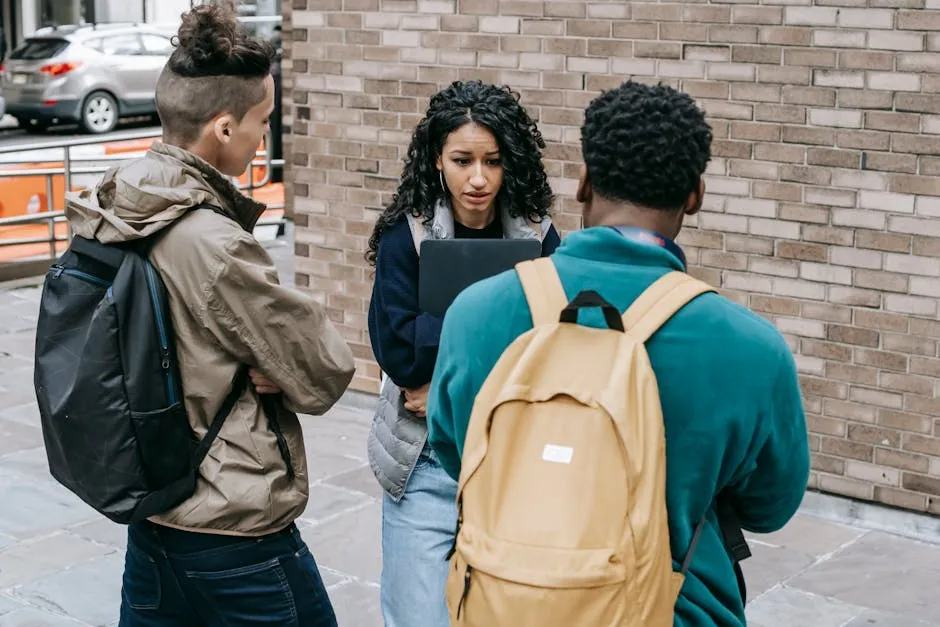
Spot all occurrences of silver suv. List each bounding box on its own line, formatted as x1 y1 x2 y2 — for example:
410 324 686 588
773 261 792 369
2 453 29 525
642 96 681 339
1 24 173 134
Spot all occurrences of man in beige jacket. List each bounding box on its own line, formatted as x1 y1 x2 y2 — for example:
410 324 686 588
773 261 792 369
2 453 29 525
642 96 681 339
65 5 354 626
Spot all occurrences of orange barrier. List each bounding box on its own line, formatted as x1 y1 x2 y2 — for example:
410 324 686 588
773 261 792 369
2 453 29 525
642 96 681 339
0 222 69 263
1 136 284 264
0 164 70 219
103 137 155 155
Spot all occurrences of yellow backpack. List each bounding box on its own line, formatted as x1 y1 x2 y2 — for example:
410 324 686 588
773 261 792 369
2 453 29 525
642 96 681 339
446 257 716 627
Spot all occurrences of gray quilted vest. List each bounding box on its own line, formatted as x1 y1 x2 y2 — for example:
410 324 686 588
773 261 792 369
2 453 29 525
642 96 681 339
367 376 428 501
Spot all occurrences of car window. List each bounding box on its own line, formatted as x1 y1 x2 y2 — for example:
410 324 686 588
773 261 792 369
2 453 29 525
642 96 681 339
99 34 142 56
140 34 173 56
10 38 69 60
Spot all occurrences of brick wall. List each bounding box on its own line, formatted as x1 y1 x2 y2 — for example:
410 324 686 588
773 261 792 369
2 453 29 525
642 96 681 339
284 0 940 515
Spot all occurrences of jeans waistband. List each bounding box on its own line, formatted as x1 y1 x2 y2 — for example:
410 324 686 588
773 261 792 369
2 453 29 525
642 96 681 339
142 520 300 555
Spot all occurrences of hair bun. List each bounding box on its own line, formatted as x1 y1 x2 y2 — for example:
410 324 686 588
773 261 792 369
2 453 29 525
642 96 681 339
175 3 238 69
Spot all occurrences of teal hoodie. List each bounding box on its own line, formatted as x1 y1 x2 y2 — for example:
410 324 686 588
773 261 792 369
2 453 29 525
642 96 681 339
427 226 810 626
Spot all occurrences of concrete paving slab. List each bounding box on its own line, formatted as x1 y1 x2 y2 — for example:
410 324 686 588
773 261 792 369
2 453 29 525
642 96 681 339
0 532 114 588
0 469 97 540
299 503 383 585
3 315 39 336
0 367 42 409
740 540 817 599
0 402 41 430
0 606 89 626
305 451 369 483
742 514 870 598
328 580 382 627
746 586 866 627
4 287 41 304
13 552 124 626
302 483 374 525
301 407 373 460
325 465 385 500
0 354 24 375
302 409 374 487
752 511 868 558
318 566 350 590
68 520 127 553
0 593 24 615
787 531 940 622
0 418 42 457
0 331 35 363
0 448 53 481
845 610 940 626
3 310 38 334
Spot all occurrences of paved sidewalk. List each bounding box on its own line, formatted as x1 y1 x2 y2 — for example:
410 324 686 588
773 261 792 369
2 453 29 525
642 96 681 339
1 236 939 626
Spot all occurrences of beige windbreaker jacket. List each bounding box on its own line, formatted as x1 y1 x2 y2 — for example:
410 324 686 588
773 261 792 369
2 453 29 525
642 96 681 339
65 142 356 536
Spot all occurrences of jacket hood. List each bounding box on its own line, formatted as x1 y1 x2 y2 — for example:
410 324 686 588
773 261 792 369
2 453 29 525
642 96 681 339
65 141 266 244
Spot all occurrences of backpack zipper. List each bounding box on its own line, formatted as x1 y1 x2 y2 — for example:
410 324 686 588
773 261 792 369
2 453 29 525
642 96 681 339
456 564 473 619
143 262 177 406
50 265 111 287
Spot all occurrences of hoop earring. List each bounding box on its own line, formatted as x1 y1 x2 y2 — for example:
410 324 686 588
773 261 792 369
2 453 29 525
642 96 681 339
439 170 446 194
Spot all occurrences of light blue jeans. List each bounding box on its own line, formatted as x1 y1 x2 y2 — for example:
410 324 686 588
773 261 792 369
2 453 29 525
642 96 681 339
380 444 459 627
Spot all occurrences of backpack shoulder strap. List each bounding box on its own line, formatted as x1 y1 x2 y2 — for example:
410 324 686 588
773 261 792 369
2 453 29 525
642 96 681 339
622 271 715 343
192 365 251 470
515 257 567 327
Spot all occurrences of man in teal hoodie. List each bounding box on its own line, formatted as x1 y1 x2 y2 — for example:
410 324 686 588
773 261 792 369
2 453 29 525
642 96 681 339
426 80 810 626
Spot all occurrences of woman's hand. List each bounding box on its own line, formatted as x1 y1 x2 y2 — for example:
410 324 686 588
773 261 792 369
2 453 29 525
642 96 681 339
250 368 281 395
402 383 430 417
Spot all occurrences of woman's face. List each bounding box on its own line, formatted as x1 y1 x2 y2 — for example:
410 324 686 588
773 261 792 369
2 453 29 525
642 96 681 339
436 122 504 226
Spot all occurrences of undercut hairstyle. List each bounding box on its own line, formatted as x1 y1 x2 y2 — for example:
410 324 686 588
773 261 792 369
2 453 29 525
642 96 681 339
581 80 713 211
366 80 555 265
156 2 276 145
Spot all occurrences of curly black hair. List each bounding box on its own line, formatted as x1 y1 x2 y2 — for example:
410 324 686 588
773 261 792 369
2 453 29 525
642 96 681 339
581 80 712 211
366 80 554 264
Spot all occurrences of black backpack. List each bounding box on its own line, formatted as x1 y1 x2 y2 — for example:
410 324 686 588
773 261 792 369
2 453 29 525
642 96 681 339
33 224 260 524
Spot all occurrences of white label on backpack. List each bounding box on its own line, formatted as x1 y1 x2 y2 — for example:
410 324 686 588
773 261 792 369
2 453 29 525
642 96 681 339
542 444 574 464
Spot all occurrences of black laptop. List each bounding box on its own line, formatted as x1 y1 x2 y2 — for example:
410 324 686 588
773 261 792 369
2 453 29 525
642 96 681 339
418 239 542 317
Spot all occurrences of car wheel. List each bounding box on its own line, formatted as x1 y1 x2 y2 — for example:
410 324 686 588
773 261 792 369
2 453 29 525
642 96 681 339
81 91 119 134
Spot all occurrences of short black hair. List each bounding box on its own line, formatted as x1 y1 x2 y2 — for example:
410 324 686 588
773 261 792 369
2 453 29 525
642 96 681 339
156 2 276 145
581 80 712 211
366 81 554 265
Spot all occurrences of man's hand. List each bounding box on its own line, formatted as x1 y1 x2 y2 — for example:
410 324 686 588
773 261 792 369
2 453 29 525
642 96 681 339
250 368 281 395
402 383 430 418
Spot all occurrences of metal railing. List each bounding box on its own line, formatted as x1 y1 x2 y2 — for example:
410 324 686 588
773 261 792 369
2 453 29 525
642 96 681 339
0 129 286 280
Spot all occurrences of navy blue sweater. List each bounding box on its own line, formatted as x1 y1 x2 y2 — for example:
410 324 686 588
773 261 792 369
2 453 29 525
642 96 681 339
368 217 561 389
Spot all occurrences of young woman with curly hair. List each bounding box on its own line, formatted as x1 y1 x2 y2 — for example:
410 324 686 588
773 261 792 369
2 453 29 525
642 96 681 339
366 80 559 626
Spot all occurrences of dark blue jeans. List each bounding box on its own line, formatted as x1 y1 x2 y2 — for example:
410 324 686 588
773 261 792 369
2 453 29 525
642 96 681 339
119 520 338 627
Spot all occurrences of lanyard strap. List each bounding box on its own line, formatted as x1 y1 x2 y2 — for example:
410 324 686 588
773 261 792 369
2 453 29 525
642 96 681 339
608 226 687 270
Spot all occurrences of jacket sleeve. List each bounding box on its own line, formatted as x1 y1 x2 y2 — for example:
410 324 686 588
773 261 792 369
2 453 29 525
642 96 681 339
367 222 443 389
202 230 355 415
426 296 478 481
727 348 810 533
